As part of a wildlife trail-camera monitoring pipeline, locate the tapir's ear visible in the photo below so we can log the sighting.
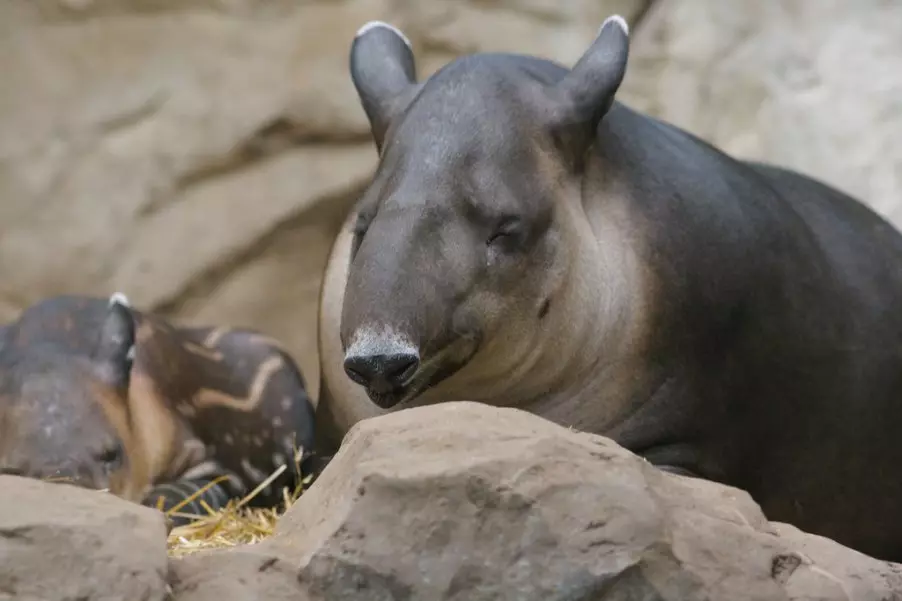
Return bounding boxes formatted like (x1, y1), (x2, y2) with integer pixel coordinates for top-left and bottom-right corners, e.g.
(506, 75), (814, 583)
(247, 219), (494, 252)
(94, 292), (136, 388)
(349, 21), (418, 151)
(546, 15), (630, 166)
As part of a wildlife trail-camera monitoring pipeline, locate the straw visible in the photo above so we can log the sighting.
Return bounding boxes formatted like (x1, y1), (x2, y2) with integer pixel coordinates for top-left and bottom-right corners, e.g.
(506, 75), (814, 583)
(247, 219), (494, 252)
(163, 445), (313, 558)
(32, 446), (313, 557)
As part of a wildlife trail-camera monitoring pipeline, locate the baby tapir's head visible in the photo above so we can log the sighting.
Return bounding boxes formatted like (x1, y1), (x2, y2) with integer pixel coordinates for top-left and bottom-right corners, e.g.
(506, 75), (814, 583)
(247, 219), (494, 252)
(0, 294), (143, 498)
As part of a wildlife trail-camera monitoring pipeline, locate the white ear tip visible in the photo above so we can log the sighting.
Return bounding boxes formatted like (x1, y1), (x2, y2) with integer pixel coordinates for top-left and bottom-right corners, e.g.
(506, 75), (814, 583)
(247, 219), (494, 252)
(355, 20), (412, 49)
(600, 15), (629, 37)
(108, 292), (130, 308)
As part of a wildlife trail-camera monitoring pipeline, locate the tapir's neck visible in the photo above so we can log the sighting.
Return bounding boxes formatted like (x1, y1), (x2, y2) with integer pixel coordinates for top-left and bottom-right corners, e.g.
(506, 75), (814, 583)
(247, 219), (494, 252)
(417, 159), (654, 433)
(516, 172), (654, 431)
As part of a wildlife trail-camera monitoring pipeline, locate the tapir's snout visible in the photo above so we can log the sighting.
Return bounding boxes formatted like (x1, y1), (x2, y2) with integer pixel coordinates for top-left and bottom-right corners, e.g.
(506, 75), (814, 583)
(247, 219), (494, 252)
(342, 330), (421, 408)
(344, 351), (420, 391)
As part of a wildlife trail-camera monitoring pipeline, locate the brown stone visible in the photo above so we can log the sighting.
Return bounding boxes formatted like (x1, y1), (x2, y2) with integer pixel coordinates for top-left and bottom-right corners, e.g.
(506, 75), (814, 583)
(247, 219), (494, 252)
(172, 402), (902, 600)
(0, 475), (170, 601)
(170, 546), (311, 601)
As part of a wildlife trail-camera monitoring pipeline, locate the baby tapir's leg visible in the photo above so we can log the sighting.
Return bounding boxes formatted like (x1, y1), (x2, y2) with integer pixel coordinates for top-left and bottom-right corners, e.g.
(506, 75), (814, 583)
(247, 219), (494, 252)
(141, 468), (246, 527)
(140, 451), (246, 526)
(142, 479), (231, 527)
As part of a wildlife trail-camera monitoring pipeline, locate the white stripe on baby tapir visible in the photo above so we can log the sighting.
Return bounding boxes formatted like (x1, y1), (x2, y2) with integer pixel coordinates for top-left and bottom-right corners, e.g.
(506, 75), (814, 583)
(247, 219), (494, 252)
(180, 459), (224, 481)
(226, 471), (246, 491)
(177, 404), (196, 418)
(240, 458), (269, 484)
(343, 324), (419, 362)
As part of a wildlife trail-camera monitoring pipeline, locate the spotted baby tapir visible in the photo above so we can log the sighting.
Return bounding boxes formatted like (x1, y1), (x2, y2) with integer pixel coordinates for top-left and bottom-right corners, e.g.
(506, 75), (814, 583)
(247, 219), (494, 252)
(0, 293), (315, 524)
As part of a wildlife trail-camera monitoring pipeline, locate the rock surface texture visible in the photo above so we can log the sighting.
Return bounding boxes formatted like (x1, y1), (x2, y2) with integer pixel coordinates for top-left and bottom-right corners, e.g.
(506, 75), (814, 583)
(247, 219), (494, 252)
(2, 403), (901, 599)
(0, 475), (170, 601)
(3, 0), (899, 397)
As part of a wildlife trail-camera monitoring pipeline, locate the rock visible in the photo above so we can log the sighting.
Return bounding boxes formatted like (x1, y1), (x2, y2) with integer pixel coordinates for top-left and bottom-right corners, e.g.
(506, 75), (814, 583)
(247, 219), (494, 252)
(172, 402), (902, 600)
(0, 475), (170, 601)
(618, 0), (902, 226)
(170, 546), (310, 601)
(0, 0), (648, 398)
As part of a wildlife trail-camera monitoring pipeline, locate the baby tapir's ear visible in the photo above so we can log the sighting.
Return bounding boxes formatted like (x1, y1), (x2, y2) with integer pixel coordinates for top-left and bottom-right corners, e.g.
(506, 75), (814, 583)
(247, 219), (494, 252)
(349, 21), (418, 152)
(544, 15), (630, 168)
(94, 293), (136, 389)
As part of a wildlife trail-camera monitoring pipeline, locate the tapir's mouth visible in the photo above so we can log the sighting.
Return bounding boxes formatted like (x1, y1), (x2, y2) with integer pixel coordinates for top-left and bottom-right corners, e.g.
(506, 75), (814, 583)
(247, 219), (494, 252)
(365, 388), (409, 409)
(363, 337), (479, 409)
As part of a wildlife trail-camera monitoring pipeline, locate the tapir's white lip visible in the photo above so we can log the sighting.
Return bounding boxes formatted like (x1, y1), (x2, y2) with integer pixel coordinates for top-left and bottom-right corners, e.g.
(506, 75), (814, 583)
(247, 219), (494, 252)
(387, 335), (480, 408)
(345, 326), (479, 408)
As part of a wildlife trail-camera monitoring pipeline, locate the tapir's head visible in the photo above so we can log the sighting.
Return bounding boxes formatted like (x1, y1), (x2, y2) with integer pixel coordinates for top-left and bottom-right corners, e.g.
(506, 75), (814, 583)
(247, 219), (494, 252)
(0, 295), (143, 498)
(340, 17), (631, 407)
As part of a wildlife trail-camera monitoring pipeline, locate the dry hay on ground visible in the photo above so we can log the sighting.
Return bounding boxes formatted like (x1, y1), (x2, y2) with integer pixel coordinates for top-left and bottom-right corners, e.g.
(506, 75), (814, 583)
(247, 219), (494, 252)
(163, 460), (312, 558)
(36, 453), (311, 557)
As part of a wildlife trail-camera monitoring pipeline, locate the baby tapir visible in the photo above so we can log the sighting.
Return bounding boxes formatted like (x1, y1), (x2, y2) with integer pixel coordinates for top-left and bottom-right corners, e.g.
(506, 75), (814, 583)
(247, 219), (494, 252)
(0, 293), (315, 524)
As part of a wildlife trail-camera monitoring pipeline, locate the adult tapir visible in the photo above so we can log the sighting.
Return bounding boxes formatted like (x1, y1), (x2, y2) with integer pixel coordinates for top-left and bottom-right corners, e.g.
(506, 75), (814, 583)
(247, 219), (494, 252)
(315, 15), (902, 562)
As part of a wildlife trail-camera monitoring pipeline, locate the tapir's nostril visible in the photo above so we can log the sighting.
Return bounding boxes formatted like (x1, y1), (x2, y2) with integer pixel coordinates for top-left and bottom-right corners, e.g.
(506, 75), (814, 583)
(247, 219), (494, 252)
(344, 352), (420, 390)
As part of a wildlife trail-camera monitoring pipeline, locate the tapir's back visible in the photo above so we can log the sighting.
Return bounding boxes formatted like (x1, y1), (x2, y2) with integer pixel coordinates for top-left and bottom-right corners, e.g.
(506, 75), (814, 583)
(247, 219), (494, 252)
(744, 163), (902, 561)
(596, 102), (902, 561)
(747, 160), (902, 299)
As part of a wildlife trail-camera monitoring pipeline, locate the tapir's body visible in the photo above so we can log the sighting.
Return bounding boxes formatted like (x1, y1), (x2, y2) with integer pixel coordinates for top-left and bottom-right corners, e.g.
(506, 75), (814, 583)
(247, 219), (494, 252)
(0, 294), (315, 523)
(315, 17), (902, 561)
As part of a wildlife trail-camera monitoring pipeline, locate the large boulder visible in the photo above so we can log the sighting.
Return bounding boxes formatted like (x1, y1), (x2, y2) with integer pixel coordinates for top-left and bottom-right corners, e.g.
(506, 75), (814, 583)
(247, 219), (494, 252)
(0, 475), (170, 601)
(171, 402), (902, 600)
(0, 0), (648, 397)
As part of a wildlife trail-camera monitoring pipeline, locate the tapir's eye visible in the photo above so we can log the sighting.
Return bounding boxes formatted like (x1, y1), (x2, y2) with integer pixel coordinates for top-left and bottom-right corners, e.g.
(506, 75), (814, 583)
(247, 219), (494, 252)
(96, 443), (125, 471)
(487, 217), (525, 250)
(351, 211), (372, 257)
(352, 211), (372, 239)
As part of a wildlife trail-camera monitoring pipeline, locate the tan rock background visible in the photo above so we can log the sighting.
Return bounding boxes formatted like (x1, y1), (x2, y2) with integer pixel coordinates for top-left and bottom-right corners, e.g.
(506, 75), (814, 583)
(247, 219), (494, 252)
(1, 0), (900, 398)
